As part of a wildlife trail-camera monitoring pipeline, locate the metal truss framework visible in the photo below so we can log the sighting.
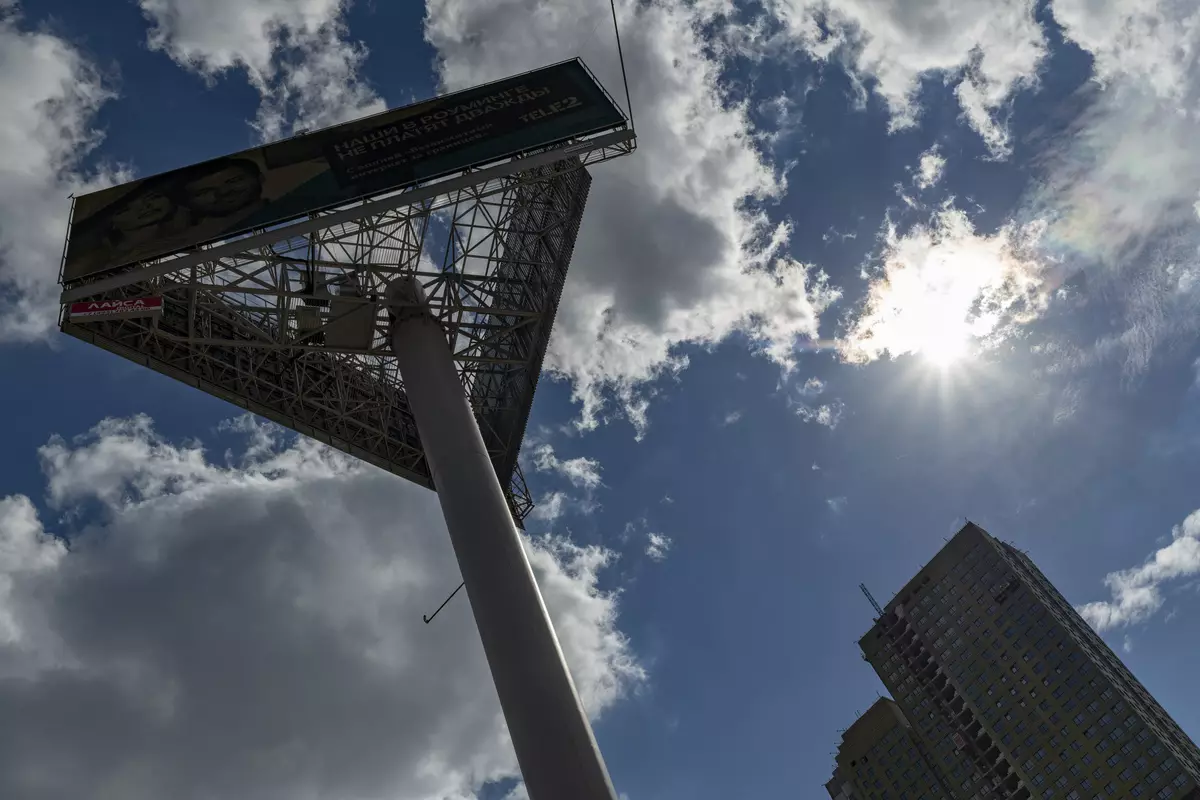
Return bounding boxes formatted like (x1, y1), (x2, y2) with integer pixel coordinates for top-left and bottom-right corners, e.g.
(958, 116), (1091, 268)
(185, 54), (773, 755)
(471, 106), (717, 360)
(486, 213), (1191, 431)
(60, 131), (635, 523)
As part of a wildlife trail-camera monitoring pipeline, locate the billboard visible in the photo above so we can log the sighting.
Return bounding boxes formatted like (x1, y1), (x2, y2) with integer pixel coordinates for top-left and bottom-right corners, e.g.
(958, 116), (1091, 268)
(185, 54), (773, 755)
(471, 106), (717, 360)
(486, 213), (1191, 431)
(63, 59), (624, 281)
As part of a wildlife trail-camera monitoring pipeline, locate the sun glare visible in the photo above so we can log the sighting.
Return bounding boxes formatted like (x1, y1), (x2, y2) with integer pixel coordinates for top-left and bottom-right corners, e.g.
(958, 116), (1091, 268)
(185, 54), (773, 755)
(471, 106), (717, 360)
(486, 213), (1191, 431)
(920, 328), (970, 367)
(904, 311), (975, 369)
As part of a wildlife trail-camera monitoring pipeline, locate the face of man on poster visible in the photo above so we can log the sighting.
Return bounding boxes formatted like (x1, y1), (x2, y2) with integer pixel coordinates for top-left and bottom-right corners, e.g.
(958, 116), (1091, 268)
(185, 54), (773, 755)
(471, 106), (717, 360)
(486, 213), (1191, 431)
(179, 160), (265, 219)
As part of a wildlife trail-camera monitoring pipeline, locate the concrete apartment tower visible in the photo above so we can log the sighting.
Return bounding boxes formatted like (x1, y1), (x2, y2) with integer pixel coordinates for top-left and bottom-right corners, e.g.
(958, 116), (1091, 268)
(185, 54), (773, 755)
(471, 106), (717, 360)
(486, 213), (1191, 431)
(826, 697), (954, 800)
(857, 522), (1200, 800)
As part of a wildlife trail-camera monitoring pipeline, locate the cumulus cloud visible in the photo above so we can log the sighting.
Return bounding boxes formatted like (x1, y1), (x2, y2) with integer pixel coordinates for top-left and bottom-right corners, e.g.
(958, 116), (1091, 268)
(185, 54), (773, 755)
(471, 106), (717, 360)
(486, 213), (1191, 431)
(1077, 508), (1200, 631)
(797, 376), (825, 397)
(795, 400), (844, 428)
(527, 490), (568, 524)
(525, 443), (604, 526)
(138, 0), (384, 140)
(766, 0), (1047, 154)
(826, 495), (847, 514)
(915, 145), (946, 190)
(1049, 0), (1200, 101)
(722, 410), (744, 426)
(645, 532), (672, 562)
(0, 4), (124, 341)
(0, 415), (643, 799)
(842, 208), (1051, 363)
(425, 0), (839, 435)
(531, 443), (603, 491)
(789, 376), (843, 427)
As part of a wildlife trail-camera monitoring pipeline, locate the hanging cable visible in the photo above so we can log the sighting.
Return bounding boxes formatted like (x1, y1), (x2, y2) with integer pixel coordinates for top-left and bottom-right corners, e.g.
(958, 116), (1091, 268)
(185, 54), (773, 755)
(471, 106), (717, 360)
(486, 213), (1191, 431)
(610, 0), (635, 129)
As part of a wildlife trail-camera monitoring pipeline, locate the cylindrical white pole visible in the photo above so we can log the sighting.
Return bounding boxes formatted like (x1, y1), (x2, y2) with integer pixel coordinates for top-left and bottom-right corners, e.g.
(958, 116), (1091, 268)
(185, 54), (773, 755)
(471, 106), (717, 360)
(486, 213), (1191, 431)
(387, 277), (617, 800)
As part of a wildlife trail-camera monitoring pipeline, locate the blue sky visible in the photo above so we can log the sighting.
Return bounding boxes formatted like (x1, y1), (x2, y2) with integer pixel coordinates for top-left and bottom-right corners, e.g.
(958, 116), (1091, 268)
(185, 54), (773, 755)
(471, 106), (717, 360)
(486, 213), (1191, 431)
(2, 0), (1200, 798)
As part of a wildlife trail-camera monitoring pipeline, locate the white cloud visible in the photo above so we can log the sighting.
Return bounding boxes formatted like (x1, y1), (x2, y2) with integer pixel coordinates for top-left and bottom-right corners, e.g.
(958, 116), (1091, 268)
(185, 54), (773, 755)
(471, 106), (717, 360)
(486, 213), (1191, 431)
(827, 495), (847, 514)
(530, 443), (603, 491)
(645, 532), (672, 562)
(0, 4), (125, 341)
(1049, 0), (1200, 102)
(1015, 2), (1200, 376)
(915, 146), (946, 190)
(1122, 634), (1134, 653)
(528, 490), (568, 524)
(797, 376), (825, 397)
(795, 400), (844, 428)
(842, 208), (1051, 363)
(425, 0), (839, 435)
(766, 0), (1047, 154)
(0, 415), (643, 799)
(722, 410), (744, 426)
(138, 0), (384, 140)
(1078, 508), (1200, 631)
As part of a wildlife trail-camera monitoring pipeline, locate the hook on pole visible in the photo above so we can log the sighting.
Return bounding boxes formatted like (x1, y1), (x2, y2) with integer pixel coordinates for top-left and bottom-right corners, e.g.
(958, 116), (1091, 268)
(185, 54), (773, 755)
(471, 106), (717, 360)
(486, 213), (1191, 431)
(423, 580), (465, 624)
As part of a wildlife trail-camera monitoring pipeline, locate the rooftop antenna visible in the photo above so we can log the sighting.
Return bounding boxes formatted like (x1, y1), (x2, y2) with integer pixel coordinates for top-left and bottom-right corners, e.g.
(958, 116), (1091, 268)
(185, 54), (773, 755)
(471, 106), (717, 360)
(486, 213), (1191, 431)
(860, 583), (884, 619)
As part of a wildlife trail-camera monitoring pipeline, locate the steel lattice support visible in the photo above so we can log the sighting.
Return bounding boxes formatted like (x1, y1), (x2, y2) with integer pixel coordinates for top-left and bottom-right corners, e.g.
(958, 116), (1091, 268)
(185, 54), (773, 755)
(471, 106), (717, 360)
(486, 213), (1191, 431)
(60, 135), (632, 522)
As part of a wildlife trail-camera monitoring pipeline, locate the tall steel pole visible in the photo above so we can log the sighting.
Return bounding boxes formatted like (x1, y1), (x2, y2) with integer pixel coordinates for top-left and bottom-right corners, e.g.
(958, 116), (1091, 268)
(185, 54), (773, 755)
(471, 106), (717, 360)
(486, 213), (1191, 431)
(387, 277), (618, 800)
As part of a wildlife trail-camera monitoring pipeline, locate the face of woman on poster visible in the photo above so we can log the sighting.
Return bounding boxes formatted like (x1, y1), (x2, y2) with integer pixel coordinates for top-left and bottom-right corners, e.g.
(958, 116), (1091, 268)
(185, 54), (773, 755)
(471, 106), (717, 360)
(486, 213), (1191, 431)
(180, 161), (263, 219)
(108, 188), (175, 233)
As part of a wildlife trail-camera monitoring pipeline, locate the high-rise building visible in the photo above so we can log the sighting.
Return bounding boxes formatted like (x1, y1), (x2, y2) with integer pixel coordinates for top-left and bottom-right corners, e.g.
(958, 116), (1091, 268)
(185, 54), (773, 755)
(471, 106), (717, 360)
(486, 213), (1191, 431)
(858, 522), (1200, 800)
(826, 697), (954, 800)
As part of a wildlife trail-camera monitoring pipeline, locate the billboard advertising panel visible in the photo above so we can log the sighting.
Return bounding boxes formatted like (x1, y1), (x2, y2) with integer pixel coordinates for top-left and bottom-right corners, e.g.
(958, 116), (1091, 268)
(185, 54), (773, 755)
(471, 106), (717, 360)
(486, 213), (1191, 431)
(63, 59), (624, 281)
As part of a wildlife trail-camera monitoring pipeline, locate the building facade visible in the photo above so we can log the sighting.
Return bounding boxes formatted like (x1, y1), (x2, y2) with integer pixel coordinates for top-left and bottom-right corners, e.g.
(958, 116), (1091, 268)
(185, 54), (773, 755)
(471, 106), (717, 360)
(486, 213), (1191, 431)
(826, 697), (953, 800)
(857, 522), (1200, 800)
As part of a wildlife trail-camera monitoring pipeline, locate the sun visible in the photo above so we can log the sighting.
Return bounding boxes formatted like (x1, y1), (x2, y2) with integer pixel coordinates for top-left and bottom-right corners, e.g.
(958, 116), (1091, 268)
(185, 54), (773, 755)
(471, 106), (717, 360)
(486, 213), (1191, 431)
(902, 311), (974, 369)
(921, 328), (970, 368)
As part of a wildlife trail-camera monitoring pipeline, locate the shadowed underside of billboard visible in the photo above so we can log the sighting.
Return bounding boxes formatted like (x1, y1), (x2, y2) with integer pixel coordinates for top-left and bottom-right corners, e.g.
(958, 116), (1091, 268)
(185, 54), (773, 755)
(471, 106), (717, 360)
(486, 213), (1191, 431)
(57, 59), (633, 520)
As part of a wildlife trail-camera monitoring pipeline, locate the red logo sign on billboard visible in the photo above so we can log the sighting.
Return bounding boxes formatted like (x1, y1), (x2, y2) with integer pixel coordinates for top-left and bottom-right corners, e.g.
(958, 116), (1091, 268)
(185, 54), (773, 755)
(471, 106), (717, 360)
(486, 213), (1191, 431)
(68, 297), (164, 321)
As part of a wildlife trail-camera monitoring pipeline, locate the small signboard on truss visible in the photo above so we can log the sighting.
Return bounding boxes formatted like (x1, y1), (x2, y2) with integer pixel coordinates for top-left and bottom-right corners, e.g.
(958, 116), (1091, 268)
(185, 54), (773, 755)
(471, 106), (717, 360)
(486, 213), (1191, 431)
(68, 296), (163, 321)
